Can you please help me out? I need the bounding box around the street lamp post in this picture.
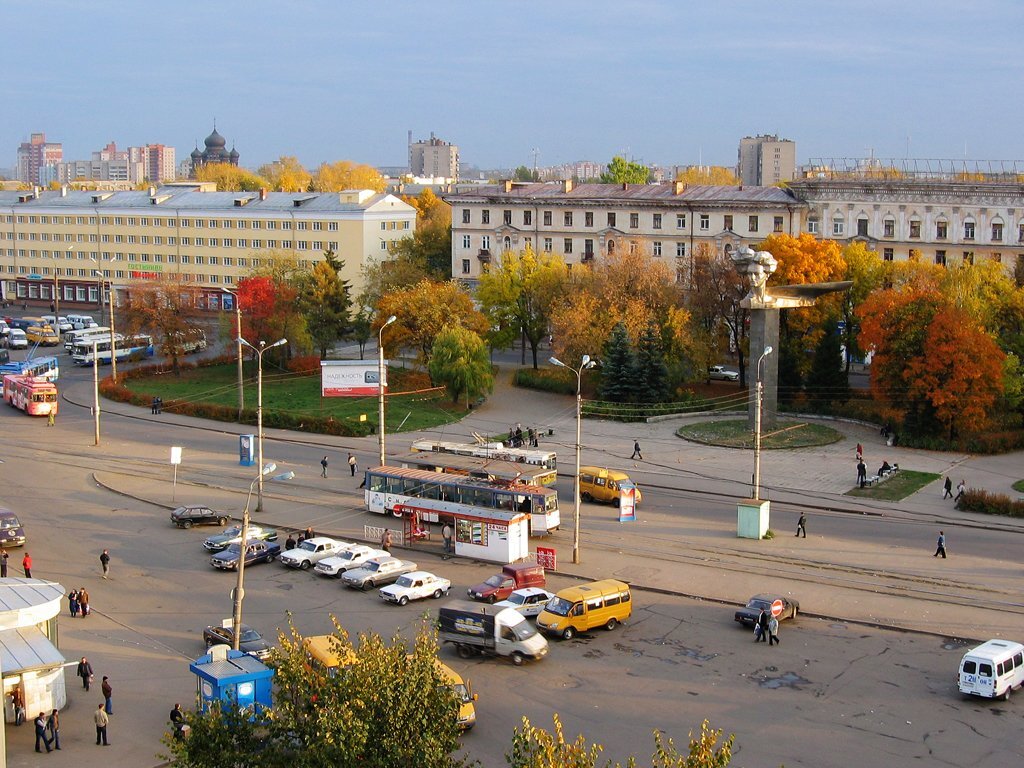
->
[93,270,118,383]
[222,288,245,418]
[231,464,294,650]
[753,345,774,500]
[378,315,397,467]
[550,354,596,565]
[238,336,288,512]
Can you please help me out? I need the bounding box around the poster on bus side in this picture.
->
[321,360,387,397]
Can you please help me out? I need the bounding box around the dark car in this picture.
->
[203,524,278,552]
[170,505,229,529]
[203,623,272,660]
[734,594,800,627]
[210,540,281,570]
[0,509,27,547]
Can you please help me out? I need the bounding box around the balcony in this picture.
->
[581,250,595,262]
[477,249,491,262]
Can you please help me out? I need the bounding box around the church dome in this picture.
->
[191,146,202,161]
[204,128,226,149]
[229,146,239,160]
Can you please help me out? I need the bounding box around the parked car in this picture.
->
[314,545,388,577]
[203,524,278,552]
[0,508,27,547]
[210,540,281,570]
[707,365,740,382]
[170,505,229,529]
[467,563,546,603]
[494,587,555,618]
[734,594,800,627]
[380,571,451,605]
[278,536,351,570]
[7,329,27,349]
[0,320,9,338]
[203,623,272,660]
[341,556,418,590]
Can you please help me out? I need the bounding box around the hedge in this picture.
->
[956,488,1024,517]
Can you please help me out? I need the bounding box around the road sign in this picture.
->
[771,598,784,617]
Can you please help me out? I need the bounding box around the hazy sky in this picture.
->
[8,1,1023,172]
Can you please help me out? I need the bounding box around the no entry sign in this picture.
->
[771,598,784,617]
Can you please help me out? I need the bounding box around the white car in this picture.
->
[278,537,351,570]
[707,365,739,382]
[314,545,389,577]
[380,571,451,605]
[7,329,27,349]
[494,587,555,618]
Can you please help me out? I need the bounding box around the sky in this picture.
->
[7,1,1024,173]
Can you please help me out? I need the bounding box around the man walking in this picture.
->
[795,513,807,538]
[22,552,31,578]
[943,476,953,499]
[630,440,643,460]
[94,703,110,745]
[47,709,61,750]
[100,549,110,579]
[756,608,769,643]
[102,676,113,714]
[442,522,453,559]
[320,455,329,478]
[170,703,185,740]
[34,711,53,752]
[381,529,392,553]
[955,479,966,502]
[348,453,357,477]
[78,656,93,690]
[0,547,7,577]
[934,530,947,559]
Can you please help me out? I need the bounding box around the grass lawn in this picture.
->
[676,418,843,449]
[845,470,941,501]
[123,362,466,433]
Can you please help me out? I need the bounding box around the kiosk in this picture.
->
[190,645,274,715]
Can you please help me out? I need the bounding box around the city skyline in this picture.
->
[7,1,1024,173]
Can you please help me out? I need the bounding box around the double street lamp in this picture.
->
[550,354,596,565]
[238,336,288,512]
[231,463,294,651]
[752,345,774,500]
[378,315,397,467]
[91,268,118,383]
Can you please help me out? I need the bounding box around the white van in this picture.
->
[958,639,1024,700]
[65,314,97,330]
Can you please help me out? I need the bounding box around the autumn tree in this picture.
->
[236,253,311,361]
[120,276,206,376]
[295,250,351,357]
[838,241,887,371]
[313,160,386,193]
[256,156,312,192]
[688,242,749,383]
[428,324,494,405]
[600,156,651,185]
[675,166,739,186]
[194,163,268,191]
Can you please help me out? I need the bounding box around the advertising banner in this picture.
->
[239,434,255,466]
[536,546,557,570]
[618,483,637,522]
[321,360,387,397]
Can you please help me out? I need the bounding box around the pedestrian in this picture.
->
[12,684,25,725]
[442,522,453,559]
[855,442,863,460]
[78,656,94,690]
[102,676,113,714]
[303,526,314,541]
[0,547,7,577]
[320,455,328,478]
[79,586,90,616]
[100,548,110,579]
[756,608,769,643]
[47,708,61,750]
[943,476,953,499]
[631,440,643,460]
[795,513,807,538]
[381,529,392,553]
[156,397,163,414]
[47,409,55,427]
[285,534,296,550]
[348,453,357,477]
[857,460,867,488]
[34,711,53,752]
[514,424,524,448]
[151,396,159,415]
[94,702,110,746]
[768,615,780,646]
[69,589,80,617]
[22,552,31,578]
[934,530,947,559]
[955,479,966,502]
[169,703,185,740]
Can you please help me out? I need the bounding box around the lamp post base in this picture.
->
[736,499,770,539]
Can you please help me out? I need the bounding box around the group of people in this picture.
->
[76,657,113,744]
[0,549,34,578]
[854,443,899,488]
[284,527,316,551]
[942,476,966,502]
[753,608,780,645]
[67,587,92,617]
[507,423,539,448]
[319,453,359,479]
[150,397,164,414]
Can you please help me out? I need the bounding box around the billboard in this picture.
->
[321,360,387,397]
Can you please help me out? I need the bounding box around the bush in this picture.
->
[286,355,321,374]
[513,367,577,395]
[957,489,1024,517]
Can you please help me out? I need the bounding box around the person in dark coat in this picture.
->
[34,711,53,752]
[943,476,953,499]
[69,589,80,618]
[78,656,93,690]
[0,547,8,577]
[756,608,770,643]
[795,513,807,538]
[857,460,867,487]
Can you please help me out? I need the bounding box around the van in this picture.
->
[65,314,97,330]
[958,639,1024,700]
[0,509,27,547]
[436,660,478,729]
[578,466,642,506]
[536,579,632,640]
[467,562,546,603]
[7,329,27,349]
[9,317,47,332]
[26,325,60,346]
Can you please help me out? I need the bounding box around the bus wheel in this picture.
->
[562,627,575,641]
[457,644,473,659]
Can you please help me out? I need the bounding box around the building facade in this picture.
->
[16,133,63,185]
[0,184,416,309]
[409,133,459,181]
[445,180,803,286]
[737,135,796,187]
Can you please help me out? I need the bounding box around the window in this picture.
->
[282,221,291,230]
[543,237,552,252]
[992,222,1003,241]
[462,235,471,249]
[883,218,895,237]
[523,210,532,226]
[653,214,662,229]
[380,240,388,251]
[462,209,470,224]
[749,215,759,232]
[380,222,386,230]
[963,250,974,265]
[964,221,975,240]
[584,238,593,256]
[676,242,686,258]
[585,211,593,227]
[909,220,921,238]
[723,215,733,230]
[481,210,490,225]
[564,212,573,226]
[699,214,709,231]
[267,220,277,229]
[936,220,947,239]
[832,218,844,236]
[503,210,512,225]
[856,218,868,236]
[676,213,687,229]
[543,211,552,226]
[882,248,894,262]
[1019,223,1024,243]
[607,212,616,227]
[935,250,946,266]
[629,213,639,228]
[481,235,490,250]
[774,216,784,233]
[563,238,573,254]
[328,222,337,231]
[653,241,662,256]
[808,218,819,234]
[252,220,262,229]
[461,259,470,274]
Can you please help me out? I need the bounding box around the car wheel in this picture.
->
[363,581,374,591]
[181,520,193,529]
[266,554,275,563]
[218,517,228,526]
[457,644,473,659]
[562,627,575,641]
[605,618,618,631]
[488,595,497,604]
[581,492,593,502]
[300,560,311,570]
[1004,687,1012,701]
[511,652,524,666]
[399,596,409,606]
[205,637,214,648]
[432,589,443,599]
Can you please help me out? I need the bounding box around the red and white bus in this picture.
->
[2,374,59,417]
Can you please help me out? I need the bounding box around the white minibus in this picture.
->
[958,639,1024,700]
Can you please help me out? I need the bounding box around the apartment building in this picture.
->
[0,184,416,309]
[445,180,803,285]
[16,133,63,185]
[737,135,796,187]
[409,133,459,181]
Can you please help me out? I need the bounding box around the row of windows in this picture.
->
[1,250,349,269]
[5,264,236,285]
[2,238,342,253]
[810,217,1024,243]
[460,235,688,265]
[461,208,785,233]
[3,214,355,231]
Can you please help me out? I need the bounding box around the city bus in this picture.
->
[64,326,114,351]
[71,334,154,365]
[393,451,553,488]
[363,465,559,535]
[2,374,58,417]
[171,328,208,355]
[0,356,60,381]
[409,439,558,485]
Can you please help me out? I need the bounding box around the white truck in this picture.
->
[438,601,549,666]
[314,545,389,577]
[380,571,451,605]
[341,556,418,590]
[278,537,351,570]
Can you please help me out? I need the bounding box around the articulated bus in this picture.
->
[71,334,154,365]
[0,356,60,382]
[363,465,559,536]
[394,451,554,488]
[2,374,58,417]
[63,327,114,351]
[409,439,558,485]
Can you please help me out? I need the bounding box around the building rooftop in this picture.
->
[444,181,798,205]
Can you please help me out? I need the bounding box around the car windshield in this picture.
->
[507,593,528,606]
[394,575,414,587]
[0,516,21,530]
[297,541,316,552]
[239,629,261,643]
[452,682,471,703]
[339,551,360,561]
[222,544,242,555]
[511,620,538,641]
[544,596,574,616]
[746,599,771,610]
[483,575,505,588]
[365,561,383,572]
